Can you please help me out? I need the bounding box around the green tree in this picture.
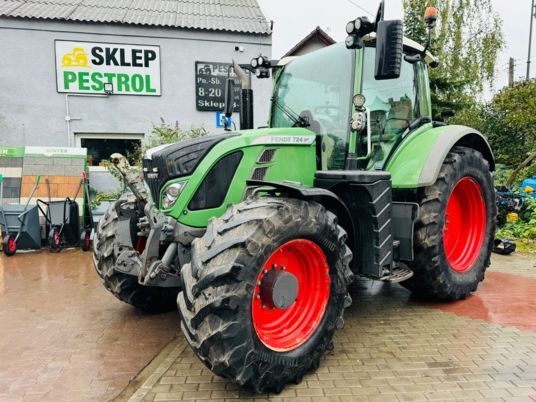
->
[451,80,536,184]
[403,0,504,118]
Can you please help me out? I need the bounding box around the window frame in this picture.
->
[74,133,144,170]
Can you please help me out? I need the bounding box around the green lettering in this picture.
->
[78,72,90,91]
[63,71,77,90]
[117,74,130,92]
[145,75,156,93]
[131,74,144,93]
[90,72,104,91]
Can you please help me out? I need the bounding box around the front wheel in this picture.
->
[403,146,496,300]
[3,235,17,256]
[178,197,353,392]
[48,228,61,252]
[93,193,179,312]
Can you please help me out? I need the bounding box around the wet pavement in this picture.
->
[0,250,534,402]
[128,253,536,402]
[0,250,179,402]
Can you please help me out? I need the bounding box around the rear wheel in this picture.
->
[93,193,179,312]
[80,229,91,252]
[3,235,17,257]
[403,146,496,300]
[178,197,353,392]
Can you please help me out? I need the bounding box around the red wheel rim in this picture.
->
[443,177,486,273]
[135,236,147,254]
[54,231,60,247]
[251,239,330,352]
[8,237,16,253]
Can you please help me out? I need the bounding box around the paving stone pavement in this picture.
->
[0,250,179,402]
[128,254,536,402]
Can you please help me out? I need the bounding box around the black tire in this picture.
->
[403,146,496,300]
[80,229,91,252]
[177,197,353,393]
[93,193,179,312]
[3,234,17,257]
[48,228,61,253]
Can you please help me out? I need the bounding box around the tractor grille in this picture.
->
[143,165,165,204]
[258,149,276,163]
[243,187,256,200]
[251,167,268,181]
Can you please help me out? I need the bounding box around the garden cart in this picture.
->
[37,178,83,252]
[93,2,496,393]
[0,175,42,256]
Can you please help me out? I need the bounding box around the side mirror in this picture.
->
[375,20,403,80]
[223,78,236,117]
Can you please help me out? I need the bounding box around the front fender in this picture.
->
[386,124,495,188]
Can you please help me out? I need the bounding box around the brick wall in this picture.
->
[1,146,87,242]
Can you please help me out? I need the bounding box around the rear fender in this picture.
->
[386,124,495,188]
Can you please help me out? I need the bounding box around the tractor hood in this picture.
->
[142,133,238,203]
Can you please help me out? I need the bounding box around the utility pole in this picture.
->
[509,57,515,87]
[528,0,536,80]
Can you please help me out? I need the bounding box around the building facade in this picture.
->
[0,0,272,167]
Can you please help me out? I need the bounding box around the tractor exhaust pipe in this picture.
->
[232,61,254,130]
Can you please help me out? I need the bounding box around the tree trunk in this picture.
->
[506,153,536,186]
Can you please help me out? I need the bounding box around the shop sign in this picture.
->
[55,40,161,96]
[25,146,87,158]
[0,146,25,158]
[195,62,247,111]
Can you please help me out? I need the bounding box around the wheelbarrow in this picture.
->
[0,174,42,256]
[37,178,83,252]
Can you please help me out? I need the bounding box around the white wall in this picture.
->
[0,18,273,147]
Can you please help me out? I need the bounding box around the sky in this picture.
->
[256,0,534,98]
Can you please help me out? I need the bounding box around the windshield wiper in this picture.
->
[271,97,310,128]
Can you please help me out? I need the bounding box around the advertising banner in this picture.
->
[55,40,161,96]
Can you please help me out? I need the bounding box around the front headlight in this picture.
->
[161,182,187,209]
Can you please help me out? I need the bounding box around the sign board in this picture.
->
[55,40,161,96]
[0,146,25,158]
[25,146,87,158]
[195,62,247,112]
[216,111,232,128]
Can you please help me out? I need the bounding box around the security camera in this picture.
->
[235,46,245,52]
[104,82,114,95]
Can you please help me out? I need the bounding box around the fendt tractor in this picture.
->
[94,2,496,392]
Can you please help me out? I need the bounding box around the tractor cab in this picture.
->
[269,36,435,172]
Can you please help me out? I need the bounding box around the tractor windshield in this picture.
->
[271,44,354,170]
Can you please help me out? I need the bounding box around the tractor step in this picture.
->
[380,264,414,283]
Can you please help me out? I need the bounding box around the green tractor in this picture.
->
[93,2,496,392]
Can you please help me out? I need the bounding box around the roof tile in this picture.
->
[0,0,271,33]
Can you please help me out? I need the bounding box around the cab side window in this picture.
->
[362,46,419,141]
[361,46,430,167]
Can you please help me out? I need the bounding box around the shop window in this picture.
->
[77,135,143,166]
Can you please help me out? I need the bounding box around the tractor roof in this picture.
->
[278,34,438,68]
